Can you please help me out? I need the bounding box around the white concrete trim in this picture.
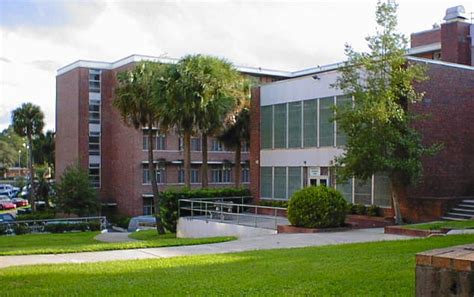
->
[407,56,474,71]
[408,42,441,55]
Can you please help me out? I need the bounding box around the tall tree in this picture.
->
[12,103,44,211]
[114,62,169,234]
[33,130,55,168]
[217,105,250,188]
[333,1,438,224]
[166,54,244,187]
[0,140,17,175]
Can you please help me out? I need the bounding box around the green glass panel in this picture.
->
[261,106,273,149]
[260,167,273,198]
[288,102,302,148]
[337,178,353,203]
[273,167,287,199]
[303,99,317,148]
[319,97,335,147]
[336,95,352,146]
[288,167,302,199]
[354,178,371,205]
[374,173,391,207]
[273,104,287,148]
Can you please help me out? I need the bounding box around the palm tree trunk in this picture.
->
[27,134,36,212]
[148,123,165,234]
[390,176,403,225]
[183,130,191,187]
[201,133,208,188]
[234,143,241,188]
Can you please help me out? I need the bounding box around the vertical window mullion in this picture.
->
[317,99,320,147]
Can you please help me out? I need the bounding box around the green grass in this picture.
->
[1,235,473,296]
[0,231,235,256]
[405,220,474,230]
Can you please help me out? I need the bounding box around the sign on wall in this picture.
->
[308,167,321,177]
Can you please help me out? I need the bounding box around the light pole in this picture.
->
[18,150,21,168]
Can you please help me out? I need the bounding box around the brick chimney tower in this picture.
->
[440,5,472,65]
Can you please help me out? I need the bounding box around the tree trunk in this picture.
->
[201,133,208,188]
[183,130,191,187]
[148,123,165,234]
[234,142,241,188]
[390,176,403,225]
[28,134,36,212]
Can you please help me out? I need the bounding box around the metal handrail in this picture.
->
[0,216,108,233]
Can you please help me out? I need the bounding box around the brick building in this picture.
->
[249,6,474,222]
[56,55,287,216]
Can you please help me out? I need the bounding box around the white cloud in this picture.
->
[0,0,472,131]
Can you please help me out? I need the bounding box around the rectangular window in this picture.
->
[273,167,287,199]
[178,167,184,183]
[287,167,302,198]
[211,166,231,183]
[143,132,166,150]
[303,99,317,148]
[142,164,165,184]
[191,137,201,151]
[260,167,272,198]
[143,197,154,215]
[89,168,100,188]
[288,102,302,148]
[354,178,371,205]
[273,104,287,148]
[336,95,352,146]
[374,173,391,207]
[191,168,199,183]
[211,140,224,151]
[337,178,353,203]
[241,165,250,183]
[88,69,101,93]
[261,105,273,149]
[241,141,249,152]
[319,97,335,147]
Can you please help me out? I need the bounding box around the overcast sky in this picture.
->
[0,0,472,132]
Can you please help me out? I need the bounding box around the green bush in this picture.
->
[0,224,10,236]
[13,223,30,235]
[354,204,367,215]
[367,205,381,217]
[44,222,101,233]
[17,211,56,221]
[259,199,288,208]
[108,214,131,229]
[287,186,348,228]
[160,188,251,232]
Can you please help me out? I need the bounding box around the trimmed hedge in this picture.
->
[288,186,347,228]
[160,188,250,233]
[16,211,56,221]
[44,222,101,233]
[259,199,288,208]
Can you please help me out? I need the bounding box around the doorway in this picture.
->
[309,176,329,187]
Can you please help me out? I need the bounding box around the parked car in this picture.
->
[0,184,16,198]
[0,196,17,210]
[11,198,29,207]
[0,213,15,223]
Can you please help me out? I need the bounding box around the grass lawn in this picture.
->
[0,231,235,256]
[2,235,474,296]
[405,220,474,230]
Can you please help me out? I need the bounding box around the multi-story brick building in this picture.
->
[249,6,474,222]
[56,56,288,216]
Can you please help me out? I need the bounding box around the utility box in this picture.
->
[416,244,474,297]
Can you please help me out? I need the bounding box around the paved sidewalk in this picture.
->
[0,228,412,269]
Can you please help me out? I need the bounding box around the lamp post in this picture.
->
[18,150,21,168]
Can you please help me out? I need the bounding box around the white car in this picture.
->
[0,184,17,198]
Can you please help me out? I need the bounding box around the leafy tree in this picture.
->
[166,54,244,187]
[217,104,250,187]
[33,130,55,169]
[0,126,27,167]
[0,140,17,173]
[114,62,169,234]
[12,103,45,211]
[56,164,99,217]
[333,1,439,224]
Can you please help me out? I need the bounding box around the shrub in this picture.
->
[354,204,367,215]
[287,186,347,228]
[108,214,131,229]
[17,211,56,221]
[259,200,288,208]
[13,223,30,235]
[367,205,381,217]
[160,188,251,232]
[44,221,101,233]
[0,224,10,236]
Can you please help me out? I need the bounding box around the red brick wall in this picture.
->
[440,21,471,66]
[411,29,441,48]
[408,63,474,199]
[249,87,261,202]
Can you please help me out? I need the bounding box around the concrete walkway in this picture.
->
[94,232,137,243]
[0,228,412,269]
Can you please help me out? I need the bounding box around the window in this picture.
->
[273,167,287,199]
[211,140,224,151]
[211,165,231,183]
[241,141,249,152]
[319,97,335,147]
[260,167,272,198]
[303,99,317,148]
[89,168,100,188]
[273,103,287,148]
[143,132,166,150]
[191,168,199,183]
[287,167,302,198]
[288,102,302,148]
[241,165,250,183]
[142,163,165,184]
[261,105,273,149]
[354,178,371,205]
[178,167,184,183]
[336,95,352,146]
[374,174,391,207]
[88,102,100,124]
[337,178,353,203]
[89,69,101,93]
[143,197,154,215]
[191,137,201,151]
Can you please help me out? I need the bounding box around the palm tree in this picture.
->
[12,103,45,211]
[166,54,245,187]
[114,62,169,234]
[217,105,250,188]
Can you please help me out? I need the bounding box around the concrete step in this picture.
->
[462,200,474,204]
[459,204,474,208]
[442,216,468,221]
[451,208,474,214]
[446,212,473,219]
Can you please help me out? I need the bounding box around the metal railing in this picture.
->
[178,198,287,230]
[0,216,108,234]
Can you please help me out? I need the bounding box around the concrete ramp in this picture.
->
[177,217,277,238]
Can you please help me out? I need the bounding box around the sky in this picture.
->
[0,0,472,132]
